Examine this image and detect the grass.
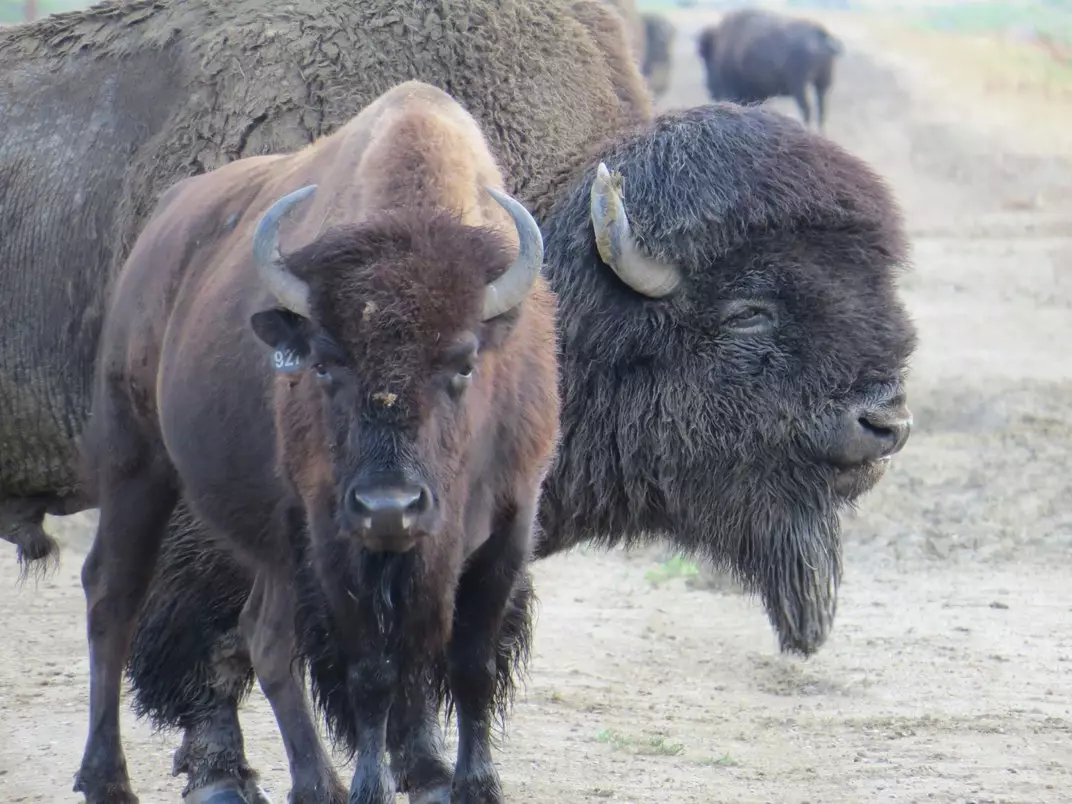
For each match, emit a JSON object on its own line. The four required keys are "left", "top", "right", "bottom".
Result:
{"left": 595, "top": 727, "right": 686, "bottom": 756}
{"left": 694, "top": 753, "right": 741, "bottom": 768}
{"left": 0, "top": 0, "right": 92, "bottom": 24}
{"left": 643, "top": 554, "right": 700, "bottom": 587}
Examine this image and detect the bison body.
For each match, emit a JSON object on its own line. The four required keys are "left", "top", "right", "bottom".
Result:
{"left": 698, "top": 9, "right": 843, "bottom": 129}
{"left": 641, "top": 12, "right": 676, "bottom": 99}
{"left": 77, "top": 80, "right": 558, "bottom": 804}
{"left": 127, "top": 104, "right": 916, "bottom": 803}
{"left": 0, "top": 0, "right": 647, "bottom": 569}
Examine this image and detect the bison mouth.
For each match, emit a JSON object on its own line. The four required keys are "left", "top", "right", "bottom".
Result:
{"left": 832, "top": 456, "right": 892, "bottom": 501}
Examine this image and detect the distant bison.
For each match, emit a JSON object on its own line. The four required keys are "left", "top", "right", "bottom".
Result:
{"left": 76, "top": 80, "right": 558, "bottom": 804}
{"left": 641, "top": 12, "right": 676, "bottom": 99}
{"left": 698, "top": 9, "right": 844, "bottom": 129}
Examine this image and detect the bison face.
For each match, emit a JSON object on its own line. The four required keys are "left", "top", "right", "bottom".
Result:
{"left": 246, "top": 185, "right": 544, "bottom": 558}
{"left": 541, "top": 105, "right": 917, "bottom": 656}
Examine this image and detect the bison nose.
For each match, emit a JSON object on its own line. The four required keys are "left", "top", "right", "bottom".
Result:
{"left": 830, "top": 399, "right": 913, "bottom": 467}
{"left": 345, "top": 482, "right": 434, "bottom": 543}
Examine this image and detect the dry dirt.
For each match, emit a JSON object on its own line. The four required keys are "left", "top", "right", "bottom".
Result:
{"left": 3, "top": 8, "right": 1072, "bottom": 804}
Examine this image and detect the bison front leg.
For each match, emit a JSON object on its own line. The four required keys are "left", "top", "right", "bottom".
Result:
{"left": 447, "top": 508, "right": 535, "bottom": 804}
{"left": 387, "top": 678, "right": 453, "bottom": 804}
{"left": 345, "top": 655, "right": 399, "bottom": 804}
{"left": 239, "top": 573, "right": 346, "bottom": 804}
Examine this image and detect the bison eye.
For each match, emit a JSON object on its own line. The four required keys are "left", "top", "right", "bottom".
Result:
{"left": 723, "top": 303, "right": 775, "bottom": 335}
{"left": 449, "top": 366, "right": 474, "bottom": 397}
{"left": 313, "top": 363, "right": 331, "bottom": 381}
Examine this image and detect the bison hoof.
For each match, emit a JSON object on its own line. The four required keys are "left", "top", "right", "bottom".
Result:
{"left": 183, "top": 779, "right": 272, "bottom": 804}
{"left": 408, "top": 784, "right": 452, "bottom": 804}
{"left": 451, "top": 771, "right": 503, "bottom": 804}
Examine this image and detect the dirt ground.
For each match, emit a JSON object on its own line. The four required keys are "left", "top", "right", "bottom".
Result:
{"left": 3, "top": 7, "right": 1071, "bottom": 804}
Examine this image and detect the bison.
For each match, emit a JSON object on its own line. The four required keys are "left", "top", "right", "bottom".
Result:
{"left": 0, "top": 0, "right": 648, "bottom": 571}
{"left": 122, "top": 103, "right": 917, "bottom": 803}
{"left": 75, "top": 80, "right": 558, "bottom": 804}
{"left": 1, "top": 1, "right": 916, "bottom": 802}
{"left": 698, "top": 9, "right": 844, "bottom": 130}
{"left": 641, "top": 12, "right": 676, "bottom": 100}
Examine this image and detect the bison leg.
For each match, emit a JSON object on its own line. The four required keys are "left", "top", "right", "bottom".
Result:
{"left": 446, "top": 509, "right": 534, "bottom": 804}
{"left": 344, "top": 647, "right": 401, "bottom": 804}
{"left": 173, "top": 700, "right": 273, "bottom": 804}
{"left": 74, "top": 462, "right": 179, "bottom": 803}
{"left": 814, "top": 82, "right": 830, "bottom": 132}
{"left": 792, "top": 84, "right": 813, "bottom": 127}
{"left": 386, "top": 679, "right": 452, "bottom": 804}
{"left": 239, "top": 572, "right": 345, "bottom": 804}
{"left": 0, "top": 495, "right": 62, "bottom": 577}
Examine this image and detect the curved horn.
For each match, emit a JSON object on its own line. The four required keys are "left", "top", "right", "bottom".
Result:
{"left": 252, "top": 184, "right": 318, "bottom": 318}
{"left": 481, "top": 186, "right": 544, "bottom": 321}
{"left": 589, "top": 162, "right": 682, "bottom": 298}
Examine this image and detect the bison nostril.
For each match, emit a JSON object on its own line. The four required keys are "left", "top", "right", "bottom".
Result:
{"left": 858, "top": 409, "right": 913, "bottom": 457}
{"left": 346, "top": 482, "right": 433, "bottom": 534}
{"left": 407, "top": 484, "right": 433, "bottom": 515}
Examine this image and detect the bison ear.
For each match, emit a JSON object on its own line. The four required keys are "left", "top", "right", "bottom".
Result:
{"left": 251, "top": 309, "right": 311, "bottom": 374}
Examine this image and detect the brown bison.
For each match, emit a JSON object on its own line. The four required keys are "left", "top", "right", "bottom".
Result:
{"left": 698, "top": 9, "right": 844, "bottom": 129}
{"left": 641, "top": 12, "right": 676, "bottom": 99}
{"left": 75, "top": 80, "right": 559, "bottom": 804}
{"left": 0, "top": 0, "right": 647, "bottom": 571}
{"left": 600, "top": 0, "right": 647, "bottom": 64}
{"left": 122, "top": 103, "right": 916, "bottom": 803}
{"left": 2, "top": 1, "right": 916, "bottom": 801}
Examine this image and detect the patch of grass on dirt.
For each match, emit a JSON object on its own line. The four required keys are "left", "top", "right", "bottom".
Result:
{"left": 644, "top": 554, "right": 700, "bottom": 587}
{"left": 694, "top": 753, "right": 741, "bottom": 768}
{"left": 595, "top": 728, "right": 686, "bottom": 756}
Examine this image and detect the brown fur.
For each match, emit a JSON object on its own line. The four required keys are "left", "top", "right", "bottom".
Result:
{"left": 0, "top": 0, "right": 647, "bottom": 570}
{"left": 77, "top": 81, "right": 559, "bottom": 804}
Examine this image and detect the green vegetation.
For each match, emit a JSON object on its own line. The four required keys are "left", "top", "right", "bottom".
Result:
{"left": 643, "top": 553, "right": 700, "bottom": 587}
{"left": 694, "top": 753, "right": 741, "bottom": 768}
{"left": 911, "top": 1, "right": 1072, "bottom": 53}
{"left": 595, "top": 727, "right": 686, "bottom": 756}
{"left": 0, "top": 0, "right": 92, "bottom": 25}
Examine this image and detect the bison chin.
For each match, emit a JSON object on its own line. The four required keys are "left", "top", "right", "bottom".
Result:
{"left": 683, "top": 462, "right": 844, "bottom": 658}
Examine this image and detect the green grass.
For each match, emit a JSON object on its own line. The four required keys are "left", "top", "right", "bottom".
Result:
{"left": 694, "top": 753, "right": 741, "bottom": 768}
{"left": 644, "top": 554, "right": 700, "bottom": 587}
{"left": 0, "top": 0, "right": 93, "bottom": 25}
{"left": 910, "top": 1, "right": 1072, "bottom": 50}
{"left": 595, "top": 728, "right": 686, "bottom": 756}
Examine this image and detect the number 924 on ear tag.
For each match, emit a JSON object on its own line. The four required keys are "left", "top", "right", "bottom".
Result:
{"left": 272, "top": 348, "right": 303, "bottom": 373}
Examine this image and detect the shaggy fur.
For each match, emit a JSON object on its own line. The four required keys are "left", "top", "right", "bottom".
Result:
{"left": 698, "top": 9, "right": 844, "bottom": 129}
{"left": 122, "top": 101, "right": 917, "bottom": 803}
{"left": 0, "top": 0, "right": 648, "bottom": 576}
{"left": 76, "top": 82, "right": 559, "bottom": 804}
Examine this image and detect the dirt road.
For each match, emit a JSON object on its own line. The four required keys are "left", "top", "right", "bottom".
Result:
{"left": 3, "top": 8, "right": 1071, "bottom": 803}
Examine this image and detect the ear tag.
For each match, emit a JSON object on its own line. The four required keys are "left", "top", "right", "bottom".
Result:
{"left": 272, "top": 348, "right": 303, "bottom": 374}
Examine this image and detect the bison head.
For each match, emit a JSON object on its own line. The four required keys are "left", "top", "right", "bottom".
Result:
{"left": 540, "top": 103, "right": 916, "bottom": 656}
{"left": 247, "top": 184, "right": 544, "bottom": 557}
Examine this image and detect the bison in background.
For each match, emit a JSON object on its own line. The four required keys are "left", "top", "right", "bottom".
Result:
{"left": 641, "top": 12, "right": 676, "bottom": 100}
{"left": 698, "top": 9, "right": 844, "bottom": 130}
{"left": 76, "top": 80, "right": 558, "bottom": 804}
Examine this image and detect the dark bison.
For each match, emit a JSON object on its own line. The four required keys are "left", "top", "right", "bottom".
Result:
{"left": 2, "top": 1, "right": 916, "bottom": 801}
{"left": 0, "top": 0, "right": 648, "bottom": 570}
{"left": 76, "top": 80, "right": 559, "bottom": 804}
{"left": 124, "top": 104, "right": 916, "bottom": 802}
{"left": 698, "top": 9, "right": 844, "bottom": 129}
{"left": 641, "top": 12, "right": 676, "bottom": 99}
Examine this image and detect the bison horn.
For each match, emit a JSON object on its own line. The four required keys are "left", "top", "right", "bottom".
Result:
{"left": 481, "top": 186, "right": 544, "bottom": 321}
{"left": 589, "top": 162, "right": 682, "bottom": 298}
{"left": 252, "top": 184, "right": 318, "bottom": 319}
